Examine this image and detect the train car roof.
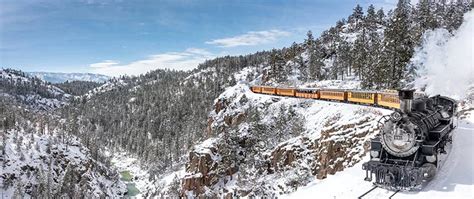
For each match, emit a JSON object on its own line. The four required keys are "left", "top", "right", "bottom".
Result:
{"left": 252, "top": 85, "right": 275, "bottom": 88}
{"left": 319, "top": 88, "right": 347, "bottom": 91}
{"left": 346, "top": 89, "right": 379, "bottom": 93}
{"left": 295, "top": 88, "right": 319, "bottom": 91}
{"left": 277, "top": 87, "right": 297, "bottom": 89}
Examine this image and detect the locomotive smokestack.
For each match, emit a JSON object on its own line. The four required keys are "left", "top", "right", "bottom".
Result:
{"left": 399, "top": 90, "right": 414, "bottom": 113}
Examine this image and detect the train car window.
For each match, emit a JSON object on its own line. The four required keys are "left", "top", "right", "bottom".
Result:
{"left": 352, "top": 92, "right": 373, "bottom": 99}
{"left": 381, "top": 94, "right": 399, "bottom": 103}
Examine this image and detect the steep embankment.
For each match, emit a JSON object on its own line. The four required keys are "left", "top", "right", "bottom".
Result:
{"left": 179, "top": 82, "right": 392, "bottom": 198}
{"left": 1, "top": 127, "right": 127, "bottom": 198}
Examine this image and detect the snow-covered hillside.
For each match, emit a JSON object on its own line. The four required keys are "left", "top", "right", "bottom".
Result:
{"left": 1, "top": 69, "right": 71, "bottom": 111}
{"left": 81, "top": 78, "right": 128, "bottom": 99}
{"left": 1, "top": 124, "right": 126, "bottom": 198}
{"left": 28, "top": 72, "right": 109, "bottom": 83}
{"left": 177, "top": 81, "right": 393, "bottom": 198}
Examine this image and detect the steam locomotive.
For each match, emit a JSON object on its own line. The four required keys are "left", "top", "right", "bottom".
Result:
{"left": 362, "top": 90, "right": 458, "bottom": 190}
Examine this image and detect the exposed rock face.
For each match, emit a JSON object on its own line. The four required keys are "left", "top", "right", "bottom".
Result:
{"left": 182, "top": 146, "right": 219, "bottom": 197}
{"left": 206, "top": 118, "right": 214, "bottom": 137}
{"left": 215, "top": 98, "right": 228, "bottom": 114}
{"left": 269, "top": 116, "right": 378, "bottom": 180}
{"left": 315, "top": 117, "right": 375, "bottom": 179}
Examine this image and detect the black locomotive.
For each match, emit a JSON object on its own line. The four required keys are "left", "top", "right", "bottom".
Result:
{"left": 362, "top": 90, "right": 457, "bottom": 190}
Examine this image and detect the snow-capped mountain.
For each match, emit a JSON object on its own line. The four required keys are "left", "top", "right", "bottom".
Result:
{"left": 28, "top": 72, "right": 109, "bottom": 83}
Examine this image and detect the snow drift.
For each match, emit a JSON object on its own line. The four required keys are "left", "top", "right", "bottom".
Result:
{"left": 413, "top": 10, "right": 474, "bottom": 100}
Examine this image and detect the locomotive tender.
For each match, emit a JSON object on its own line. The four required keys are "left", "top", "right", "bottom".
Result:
{"left": 362, "top": 90, "right": 457, "bottom": 190}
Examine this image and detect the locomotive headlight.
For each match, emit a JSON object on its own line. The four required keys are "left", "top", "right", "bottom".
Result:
{"left": 370, "top": 150, "right": 379, "bottom": 158}
{"left": 426, "top": 155, "right": 437, "bottom": 163}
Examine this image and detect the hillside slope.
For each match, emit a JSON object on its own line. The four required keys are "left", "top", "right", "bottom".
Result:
{"left": 0, "top": 69, "right": 70, "bottom": 111}
{"left": 0, "top": 104, "right": 127, "bottom": 198}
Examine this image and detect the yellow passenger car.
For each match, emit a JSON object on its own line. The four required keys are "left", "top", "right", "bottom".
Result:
{"left": 295, "top": 89, "right": 319, "bottom": 99}
{"left": 319, "top": 90, "right": 346, "bottom": 101}
{"left": 377, "top": 93, "right": 400, "bottom": 109}
{"left": 276, "top": 88, "right": 296, "bottom": 97}
{"left": 250, "top": 86, "right": 262, "bottom": 93}
{"left": 261, "top": 86, "right": 277, "bottom": 95}
{"left": 348, "top": 91, "right": 376, "bottom": 105}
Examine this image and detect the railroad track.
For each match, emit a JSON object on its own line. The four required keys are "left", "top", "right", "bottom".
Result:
{"left": 358, "top": 186, "right": 400, "bottom": 199}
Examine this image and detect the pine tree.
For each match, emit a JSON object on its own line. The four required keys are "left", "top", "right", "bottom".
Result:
{"left": 349, "top": 4, "right": 364, "bottom": 31}
{"left": 296, "top": 55, "right": 307, "bottom": 81}
{"left": 365, "top": 4, "right": 378, "bottom": 31}
{"left": 417, "top": 0, "right": 438, "bottom": 30}
{"left": 352, "top": 29, "right": 368, "bottom": 80}
{"left": 305, "top": 31, "right": 320, "bottom": 81}
{"left": 413, "top": 0, "right": 438, "bottom": 44}
{"left": 376, "top": 8, "right": 386, "bottom": 25}
{"left": 445, "top": 0, "right": 467, "bottom": 32}
{"left": 380, "top": 0, "right": 414, "bottom": 88}
{"left": 335, "top": 40, "right": 351, "bottom": 80}
{"left": 364, "top": 30, "right": 383, "bottom": 88}
{"left": 270, "top": 49, "right": 286, "bottom": 82}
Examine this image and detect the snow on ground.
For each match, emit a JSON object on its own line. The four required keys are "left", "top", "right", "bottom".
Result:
{"left": 110, "top": 152, "right": 150, "bottom": 198}
{"left": 109, "top": 151, "right": 185, "bottom": 198}
{"left": 1, "top": 127, "right": 126, "bottom": 198}
{"left": 283, "top": 111, "right": 474, "bottom": 199}
{"left": 82, "top": 78, "right": 127, "bottom": 99}
{"left": 216, "top": 82, "right": 390, "bottom": 139}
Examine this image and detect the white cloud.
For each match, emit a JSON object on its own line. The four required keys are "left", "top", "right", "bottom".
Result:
{"left": 89, "top": 48, "right": 215, "bottom": 77}
{"left": 89, "top": 60, "right": 119, "bottom": 68}
{"left": 206, "top": 29, "right": 291, "bottom": 47}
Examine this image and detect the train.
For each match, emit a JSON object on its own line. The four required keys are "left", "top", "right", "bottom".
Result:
{"left": 251, "top": 86, "right": 458, "bottom": 191}
{"left": 362, "top": 90, "right": 457, "bottom": 191}
{"left": 250, "top": 85, "right": 402, "bottom": 109}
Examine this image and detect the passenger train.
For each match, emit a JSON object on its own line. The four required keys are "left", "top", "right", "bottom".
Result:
{"left": 250, "top": 85, "right": 402, "bottom": 109}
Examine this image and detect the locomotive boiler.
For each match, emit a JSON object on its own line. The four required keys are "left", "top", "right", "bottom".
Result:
{"left": 362, "top": 90, "right": 457, "bottom": 190}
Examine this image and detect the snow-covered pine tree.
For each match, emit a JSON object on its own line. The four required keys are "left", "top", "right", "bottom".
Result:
{"left": 380, "top": 0, "right": 414, "bottom": 88}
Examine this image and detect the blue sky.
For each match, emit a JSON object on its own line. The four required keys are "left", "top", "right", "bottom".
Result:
{"left": 0, "top": 0, "right": 396, "bottom": 76}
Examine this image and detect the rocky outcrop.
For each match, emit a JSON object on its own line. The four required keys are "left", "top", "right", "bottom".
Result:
{"left": 182, "top": 146, "right": 219, "bottom": 197}
{"left": 215, "top": 98, "right": 228, "bottom": 114}
{"left": 182, "top": 84, "right": 386, "bottom": 198}
{"left": 269, "top": 115, "right": 378, "bottom": 180}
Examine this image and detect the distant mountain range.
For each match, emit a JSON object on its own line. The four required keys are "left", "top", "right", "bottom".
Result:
{"left": 28, "top": 72, "right": 110, "bottom": 83}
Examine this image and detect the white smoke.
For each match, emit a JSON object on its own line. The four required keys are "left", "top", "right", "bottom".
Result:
{"left": 413, "top": 10, "right": 474, "bottom": 100}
